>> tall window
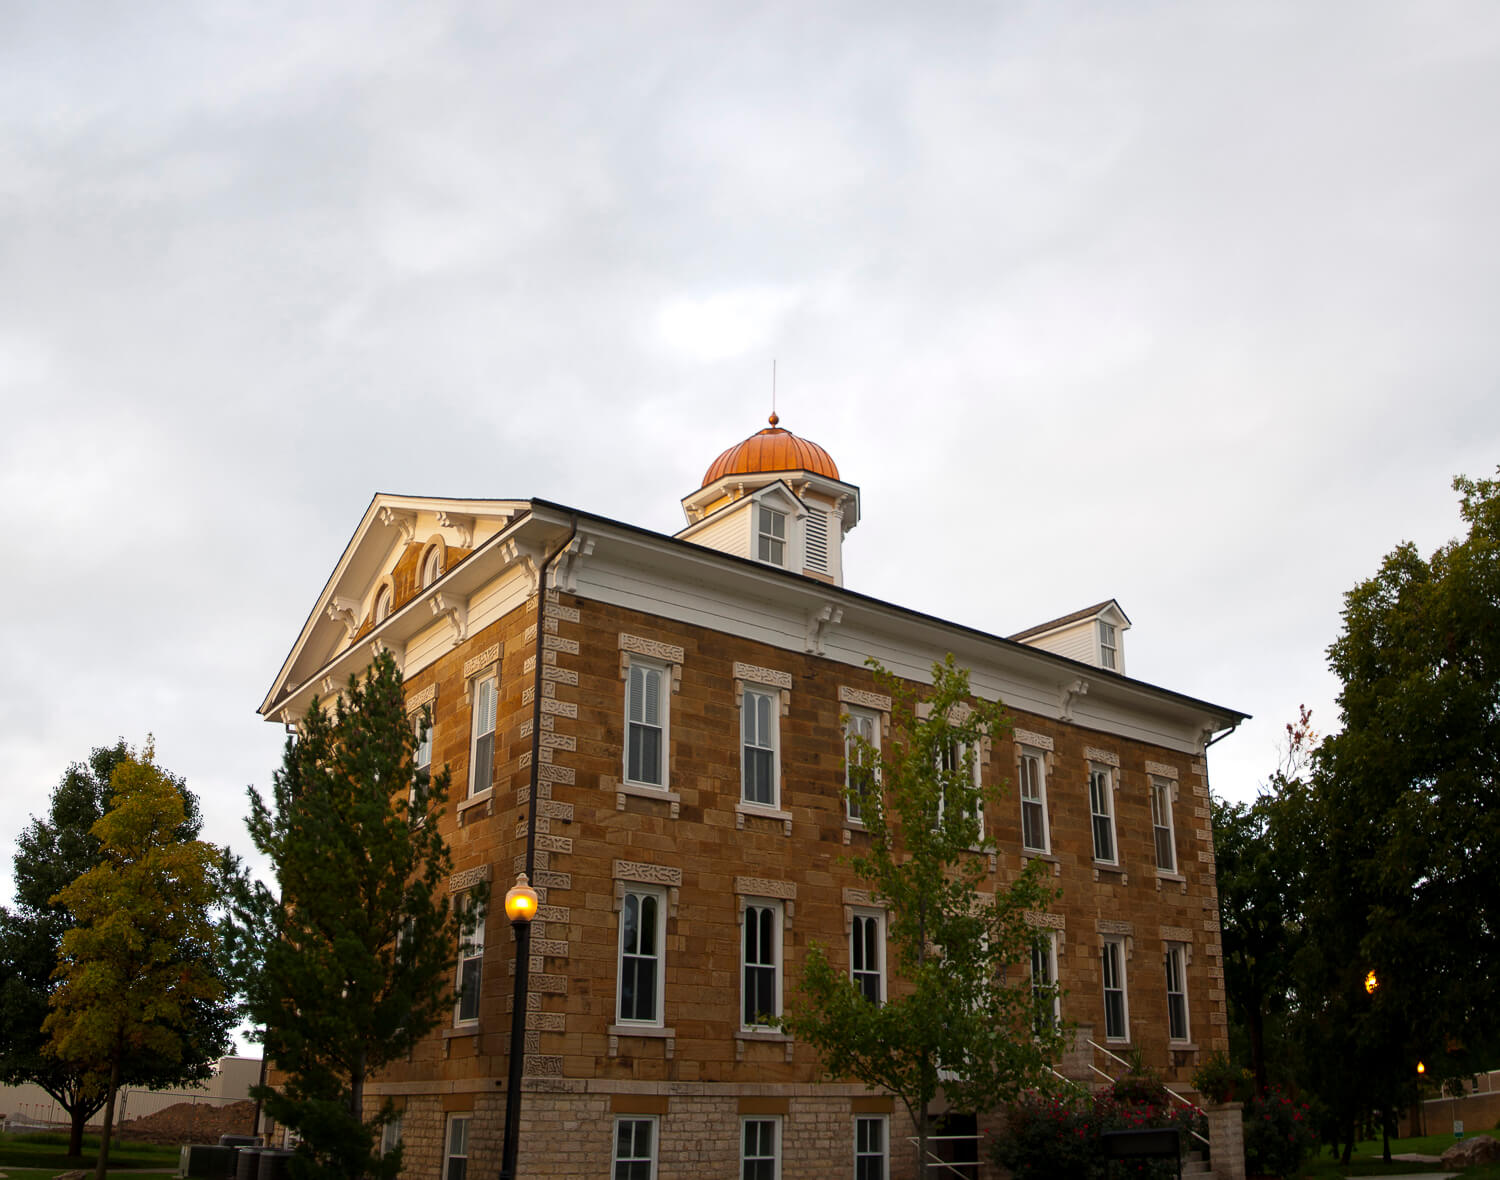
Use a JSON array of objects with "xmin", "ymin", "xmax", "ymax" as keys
[
  {"xmin": 626, "ymin": 661, "xmax": 666, "ymax": 788},
  {"xmin": 742, "ymin": 901, "xmax": 782, "ymax": 1028},
  {"xmin": 454, "ymin": 893, "xmax": 485, "ymax": 1024},
  {"xmin": 444, "ymin": 1114, "xmax": 470, "ymax": 1180},
  {"xmin": 469, "ymin": 672, "xmax": 497, "ymax": 797},
  {"xmin": 1165, "ymin": 943, "xmax": 1190, "ymax": 1042},
  {"xmin": 850, "ymin": 910, "xmax": 884, "ymax": 1004},
  {"xmin": 380, "ymin": 1113, "xmax": 403, "ymax": 1157},
  {"xmin": 421, "ymin": 545, "xmax": 443, "ymax": 588},
  {"xmin": 618, "ymin": 889, "xmax": 664, "ymax": 1025},
  {"xmin": 411, "ymin": 710, "xmax": 432, "ymax": 811},
  {"xmin": 741, "ymin": 1117, "xmax": 780, "ymax": 1180},
  {"xmin": 1089, "ymin": 767, "xmax": 1116, "ymax": 863},
  {"xmin": 1019, "ymin": 749, "xmax": 1049, "ymax": 853},
  {"xmin": 1031, "ymin": 931, "xmax": 1059, "ymax": 1032},
  {"xmin": 613, "ymin": 1117, "xmax": 656, "ymax": 1180},
  {"xmin": 1098, "ymin": 620, "xmax": 1117, "ymax": 669},
  {"xmin": 1101, "ymin": 938, "xmax": 1128, "ymax": 1041},
  {"xmin": 1150, "ymin": 777, "xmax": 1176, "ymax": 872},
  {"xmin": 855, "ymin": 1116, "xmax": 888, "ymax": 1180},
  {"xmin": 938, "ymin": 742, "xmax": 983, "ymax": 838},
  {"xmin": 844, "ymin": 708, "xmax": 879, "ymax": 822},
  {"xmin": 757, "ymin": 505, "xmax": 787, "ymax": 566},
  {"xmin": 741, "ymin": 687, "xmax": 778, "ymax": 807}
]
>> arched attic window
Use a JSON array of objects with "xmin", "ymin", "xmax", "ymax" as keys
[
  {"xmin": 374, "ymin": 584, "xmax": 393, "ymax": 624},
  {"xmin": 421, "ymin": 544, "xmax": 444, "ymax": 589}
]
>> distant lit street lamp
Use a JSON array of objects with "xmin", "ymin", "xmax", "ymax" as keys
[
  {"xmin": 500, "ymin": 873, "xmax": 539, "ymax": 1180},
  {"xmin": 1364, "ymin": 969, "xmax": 1379, "ymax": 995}
]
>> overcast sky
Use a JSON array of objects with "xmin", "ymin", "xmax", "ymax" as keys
[{"xmin": 3, "ymin": 2, "xmax": 1497, "ymax": 931}]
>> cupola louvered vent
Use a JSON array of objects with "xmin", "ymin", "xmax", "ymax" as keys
[{"xmin": 804, "ymin": 508, "xmax": 830, "ymax": 574}]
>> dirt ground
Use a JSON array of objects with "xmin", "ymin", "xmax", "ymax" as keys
[{"xmin": 116, "ymin": 1099, "xmax": 258, "ymax": 1145}]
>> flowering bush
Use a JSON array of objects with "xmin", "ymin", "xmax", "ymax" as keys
[
  {"xmin": 1190, "ymin": 1051, "xmax": 1246, "ymax": 1105},
  {"xmin": 1242, "ymin": 1086, "xmax": 1316, "ymax": 1179},
  {"xmin": 992, "ymin": 1090, "xmax": 1207, "ymax": 1180}
]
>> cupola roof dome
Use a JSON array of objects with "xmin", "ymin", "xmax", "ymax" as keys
[{"xmin": 701, "ymin": 413, "xmax": 840, "ymax": 487}]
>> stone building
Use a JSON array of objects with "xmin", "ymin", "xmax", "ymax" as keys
[{"xmin": 259, "ymin": 417, "xmax": 1244, "ymax": 1178}]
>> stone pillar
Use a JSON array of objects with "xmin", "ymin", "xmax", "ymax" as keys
[
  {"xmin": 1059, "ymin": 1023, "xmax": 1096, "ymax": 1087},
  {"xmin": 1206, "ymin": 1102, "xmax": 1245, "ymax": 1180}
]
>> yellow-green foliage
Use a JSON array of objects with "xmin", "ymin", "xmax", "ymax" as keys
[{"xmin": 43, "ymin": 745, "xmax": 224, "ymax": 1075}]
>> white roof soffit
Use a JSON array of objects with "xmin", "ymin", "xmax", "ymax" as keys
[{"xmin": 680, "ymin": 469, "xmax": 860, "ymax": 527}]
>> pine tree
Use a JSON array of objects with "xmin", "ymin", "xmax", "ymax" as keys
[
  {"xmin": 227, "ymin": 651, "xmax": 479, "ymax": 1180},
  {"xmin": 782, "ymin": 657, "xmax": 1065, "ymax": 1176}
]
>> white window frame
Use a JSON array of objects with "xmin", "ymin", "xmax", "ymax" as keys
[
  {"xmin": 741, "ymin": 1115, "xmax": 781, "ymax": 1180},
  {"xmin": 1101, "ymin": 936, "xmax": 1129, "ymax": 1042},
  {"xmin": 624, "ymin": 658, "xmax": 669, "ymax": 790},
  {"xmin": 1098, "ymin": 620, "xmax": 1118, "ymax": 669},
  {"xmin": 741, "ymin": 685, "xmax": 780, "ymax": 808},
  {"xmin": 937, "ymin": 741, "xmax": 984, "ymax": 839},
  {"xmin": 374, "ymin": 583, "xmax": 393, "ymax": 624},
  {"xmin": 421, "ymin": 544, "xmax": 443, "ymax": 589},
  {"xmin": 1031, "ymin": 931, "xmax": 1060, "ymax": 1031},
  {"xmin": 843, "ymin": 707, "xmax": 880, "ymax": 823},
  {"xmin": 1166, "ymin": 942, "xmax": 1191, "ymax": 1043},
  {"xmin": 616, "ymin": 887, "xmax": 666, "ymax": 1027},
  {"xmin": 1018, "ymin": 747, "xmax": 1050, "ymax": 854},
  {"xmin": 444, "ymin": 1113, "xmax": 470, "ymax": 1180},
  {"xmin": 757, "ymin": 504, "xmax": 787, "ymax": 567},
  {"xmin": 850, "ymin": 908, "xmax": 885, "ymax": 1004},
  {"xmin": 741, "ymin": 899, "xmax": 783, "ymax": 1030},
  {"xmin": 454, "ymin": 892, "xmax": 485, "ymax": 1026},
  {"xmin": 854, "ymin": 1114, "xmax": 889, "ymax": 1180},
  {"xmin": 1150, "ymin": 776, "xmax": 1177, "ymax": 873},
  {"xmin": 1089, "ymin": 765, "xmax": 1117, "ymax": 864},
  {"xmin": 612, "ymin": 1116, "xmax": 658, "ymax": 1180},
  {"xmin": 469, "ymin": 671, "xmax": 497, "ymax": 798}
]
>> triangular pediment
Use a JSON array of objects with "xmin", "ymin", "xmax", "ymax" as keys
[{"xmin": 260, "ymin": 494, "xmax": 530, "ymax": 719}]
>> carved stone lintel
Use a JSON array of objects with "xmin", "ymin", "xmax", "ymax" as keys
[
  {"xmin": 406, "ymin": 683, "xmax": 437, "ymax": 713},
  {"xmin": 614, "ymin": 861, "xmax": 683, "ymax": 887},
  {"xmin": 463, "ymin": 643, "xmax": 501, "ymax": 680},
  {"xmin": 734, "ymin": 876, "xmax": 797, "ymax": 901},
  {"xmin": 1145, "ymin": 760, "xmax": 1179, "ymax": 780},
  {"xmin": 733, "ymin": 662, "xmax": 793, "ymax": 691},
  {"xmin": 1160, "ymin": 925, "xmax": 1193, "ymax": 943},
  {"xmin": 447, "ymin": 864, "xmax": 492, "ymax": 893},
  {"xmin": 1097, "ymin": 918, "xmax": 1135, "ymax": 935},
  {"xmin": 1084, "ymin": 746, "xmax": 1120, "ymax": 768},
  {"xmin": 838, "ymin": 686, "xmax": 892, "ymax": 712},
  {"xmin": 1013, "ymin": 728, "xmax": 1055, "ymax": 752},
  {"xmin": 1025, "ymin": 910, "xmax": 1066, "ymax": 930}
]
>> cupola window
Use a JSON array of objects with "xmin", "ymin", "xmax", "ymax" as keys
[
  {"xmin": 757, "ymin": 506, "xmax": 786, "ymax": 567},
  {"xmin": 1098, "ymin": 621, "xmax": 1118, "ymax": 670}
]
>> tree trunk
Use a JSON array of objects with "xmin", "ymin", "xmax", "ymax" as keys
[
  {"xmin": 917, "ymin": 1101, "xmax": 929, "ymax": 1178},
  {"xmin": 68, "ymin": 1102, "xmax": 87, "ymax": 1158},
  {"xmin": 94, "ymin": 1058, "xmax": 120, "ymax": 1180},
  {"xmin": 1248, "ymin": 1003, "xmax": 1268, "ymax": 1094},
  {"xmin": 1382, "ymin": 1108, "xmax": 1392, "ymax": 1163}
]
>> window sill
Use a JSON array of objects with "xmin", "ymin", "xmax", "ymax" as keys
[
  {"xmin": 620, "ymin": 782, "xmax": 679, "ymax": 804},
  {"xmin": 1155, "ymin": 869, "xmax": 1185, "ymax": 882},
  {"xmin": 1022, "ymin": 849, "xmax": 1056, "ymax": 861},
  {"xmin": 736, "ymin": 802, "xmax": 792, "ymax": 836},
  {"xmin": 1169, "ymin": 1041, "xmax": 1199, "ymax": 1052},
  {"xmin": 457, "ymin": 789, "xmax": 493, "ymax": 814},
  {"xmin": 444, "ymin": 1024, "xmax": 480, "ymax": 1039},
  {"xmin": 1092, "ymin": 863, "xmax": 1128, "ymax": 884},
  {"xmin": 609, "ymin": 1024, "xmax": 675, "ymax": 1039},
  {"xmin": 735, "ymin": 1028, "xmax": 791, "ymax": 1042}
]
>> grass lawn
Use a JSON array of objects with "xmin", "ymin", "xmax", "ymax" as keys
[
  {"xmin": 0, "ymin": 1130, "xmax": 179, "ymax": 1172},
  {"xmin": 1295, "ymin": 1120, "xmax": 1500, "ymax": 1177}
]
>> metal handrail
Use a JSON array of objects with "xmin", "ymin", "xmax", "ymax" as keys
[
  {"xmin": 1086, "ymin": 1039, "xmax": 1210, "ymax": 1149},
  {"xmin": 904, "ymin": 1134, "xmax": 982, "ymax": 1179}
]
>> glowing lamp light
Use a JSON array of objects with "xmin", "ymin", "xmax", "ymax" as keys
[
  {"xmin": 1417, "ymin": 1062, "xmax": 1426, "ymax": 1075},
  {"xmin": 1364, "ymin": 970, "xmax": 1379, "ymax": 995},
  {"xmin": 505, "ymin": 873, "xmax": 539, "ymax": 924}
]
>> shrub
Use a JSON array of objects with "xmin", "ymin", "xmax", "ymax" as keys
[
  {"xmin": 1191, "ymin": 1051, "xmax": 1244, "ymax": 1105},
  {"xmin": 1242, "ymin": 1086, "xmax": 1316, "ymax": 1180},
  {"xmin": 993, "ymin": 1089, "xmax": 1207, "ymax": 1180}
]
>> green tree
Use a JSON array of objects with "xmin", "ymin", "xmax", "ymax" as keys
[
  {"xmin": 43, "ymin": 745, "xmax": 229, "ymax": 1180},
  {"xmin": 1212, "ymin": 707, "xmax": 1315, "ymax": 1095},
  {"xmin": 227, "ymin": 651, "xmax": 478, "ymax": 1180},
  {"xmin": 1, "ymin": 742, "xmax": 229, "ymax": 1157},
  {"xmin": 1296, "ymin": 472, "xmax": 1500, "ymax": 1161},
  {"xmin": 783, "ymin": 656, "xmax": 1064, "ymax": 1176}
]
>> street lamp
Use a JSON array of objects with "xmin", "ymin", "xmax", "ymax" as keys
[
  {"xmin": 500, "ymin": 873, "xmax": 539, "ymax": 1180},
  {"xmin": 1364, "ymin": 969, "xmax": 1379, "ymax": 995}
]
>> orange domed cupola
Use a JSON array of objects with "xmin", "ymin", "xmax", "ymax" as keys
[{"xmin": 700, "ymin": 413, "xmax": 840, "ymax": 488}]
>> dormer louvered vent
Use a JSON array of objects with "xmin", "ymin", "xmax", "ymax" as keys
[{"xmin": 804, "ymin": 507, "xmax": 830, "ymax": 575}]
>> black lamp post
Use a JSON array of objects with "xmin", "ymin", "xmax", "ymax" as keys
[{"xmin": 500, "ymin": 872, "xmax": 538, "ymax": 1180}]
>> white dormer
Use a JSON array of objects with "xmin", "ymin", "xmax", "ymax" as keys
[
  {"xmin": 676, "ymin": 415, "xmax": 860, "ymax": 587},
  {"xmin": 1009, "ymin": 600, "xmax": 1132, "ymax": 673}
]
